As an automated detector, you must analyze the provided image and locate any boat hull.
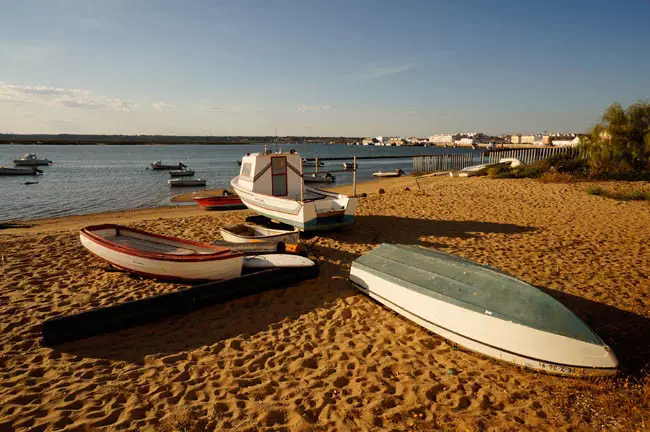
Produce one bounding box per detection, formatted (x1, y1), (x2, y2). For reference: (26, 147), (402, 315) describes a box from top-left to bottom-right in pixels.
(350, 245), (618, 377)
(168, 179), (206, 187)
(231, 177), (357, 231)
(220, 223), (299, 244)
(0, 168), (41, 175)
(13, 160), (51, 166)
(80, 225), (243, 282)
(194, 196), (246, 210)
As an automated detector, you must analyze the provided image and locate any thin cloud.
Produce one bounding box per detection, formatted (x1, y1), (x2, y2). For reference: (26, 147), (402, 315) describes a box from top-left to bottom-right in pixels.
(360, 62), (416, 79)
(200, 104), (260, 113)
(297, 105), (331, 112)
(0, 81), (135, 111)
(152, 101), (176, 111)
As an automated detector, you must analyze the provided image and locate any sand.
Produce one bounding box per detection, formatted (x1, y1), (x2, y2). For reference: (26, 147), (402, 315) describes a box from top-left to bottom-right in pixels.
(1, 176), (649, 431)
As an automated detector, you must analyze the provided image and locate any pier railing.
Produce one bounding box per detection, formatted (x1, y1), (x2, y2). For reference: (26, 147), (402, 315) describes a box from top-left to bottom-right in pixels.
(413, 147), (581, 174)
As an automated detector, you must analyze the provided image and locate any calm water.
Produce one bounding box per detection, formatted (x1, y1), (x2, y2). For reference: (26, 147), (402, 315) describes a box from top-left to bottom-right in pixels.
(0, 143), (477, 222)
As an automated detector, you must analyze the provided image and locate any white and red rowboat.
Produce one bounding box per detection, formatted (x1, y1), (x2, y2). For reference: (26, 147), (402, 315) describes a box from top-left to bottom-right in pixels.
(193, 195), (247, 210)
(79, 224), (244, 282)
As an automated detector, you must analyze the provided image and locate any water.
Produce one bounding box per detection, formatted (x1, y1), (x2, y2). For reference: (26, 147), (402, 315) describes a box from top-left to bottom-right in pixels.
(0, 143), (478, 222)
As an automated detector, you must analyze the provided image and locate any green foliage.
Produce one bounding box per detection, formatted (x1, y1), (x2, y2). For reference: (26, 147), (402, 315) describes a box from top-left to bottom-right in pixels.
(582, 101), (650, 176)
(586, 185), (606, 196)
(585, 185), (650, 201)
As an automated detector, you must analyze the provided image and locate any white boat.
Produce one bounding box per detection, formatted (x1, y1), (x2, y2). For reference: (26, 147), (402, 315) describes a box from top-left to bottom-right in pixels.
(350, 244), (618, 376)
(220, 223), (299, 244)
(231, 150), (358, 231)
(302, 159), (324, 167)
(79, 224), (244, 281)
(243, 254), (315, 269)
(168, 178), (206, 187)
(0, 166), (43, 176)
(169, 169), (195, 177)
(372, 168), (404, 178)
(303, 172), (335, 183)
(13, 153), (52, 166)
(342, 162), (358, 170)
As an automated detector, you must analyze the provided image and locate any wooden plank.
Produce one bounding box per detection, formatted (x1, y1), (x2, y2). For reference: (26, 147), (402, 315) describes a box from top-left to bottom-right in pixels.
(41, 266), (320, 346)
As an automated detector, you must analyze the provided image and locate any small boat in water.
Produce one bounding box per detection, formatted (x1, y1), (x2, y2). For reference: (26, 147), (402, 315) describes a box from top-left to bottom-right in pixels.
(0, 166), (43, 176)
(231, 150), (358, 231)
(194, 192), (246, 210)
(303, 172), (335, 183)
(220, 223), (300, 244)
(350, 244), (618, 376)
(13, 153), (52, 166)
(343, 162), (358, 170)
(372, 168), (404, 178)
(168, 178), (206, 187)
(150, 161), (186, 170)
(169, 169), (195, 177)
(302, 158), (324, 167)
(79, 224), (244, 281)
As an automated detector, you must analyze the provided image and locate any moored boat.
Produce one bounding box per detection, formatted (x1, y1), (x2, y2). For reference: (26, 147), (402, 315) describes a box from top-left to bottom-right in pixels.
(342, 162), (358, 170)
(169, 169), (195, 177)
(0, 166), (43, 176)
(194, 193), (246, 210)
(231, 150), (358, 231)
(372, 168), (404, 178)
(350, 244), (618, 376)
(303, 172), (335, 183)
(220, 223), (299, 244)
(168, 178), (206, 187)
(150, 161), (186, 170)
(79, 224), (244, 281)
(13, 153), (52, 166)
(302, 158), (324, 167)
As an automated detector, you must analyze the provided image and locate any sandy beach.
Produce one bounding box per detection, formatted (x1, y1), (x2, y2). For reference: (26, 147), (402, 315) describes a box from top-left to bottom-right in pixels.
(1, 175), (649, 431)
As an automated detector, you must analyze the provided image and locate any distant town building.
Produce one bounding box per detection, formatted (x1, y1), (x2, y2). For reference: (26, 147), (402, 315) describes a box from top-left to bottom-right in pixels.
(428, 134), (458, 144)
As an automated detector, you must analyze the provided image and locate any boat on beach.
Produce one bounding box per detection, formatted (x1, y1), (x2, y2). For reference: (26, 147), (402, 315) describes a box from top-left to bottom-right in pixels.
(243, 254), (315, 269)
(303, 172), (335, 183)
(193, 193), (246, 210)
(372, 168), (404, 177)
(0, 166), (43, 176)
(220, 223), (300, 244)
(168, 178), (206, 187)
(349, 244), (618, 376)
(13, 153), (52, 166)
(231, 150), (359, 231)
(150, 161), (186, 170)
(79, 224), (244, 281)
(169, 169), (195, 177)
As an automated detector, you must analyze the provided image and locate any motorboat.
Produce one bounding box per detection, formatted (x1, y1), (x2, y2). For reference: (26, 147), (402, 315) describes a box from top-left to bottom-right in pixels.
(79, 224), (244, 281)
(231, 150), (358, 231)
(301, 158), (324, 167)
(372, 168), (404, 178)
(13, 153), (52, 166)
(303, 172), (335, 183)
(350, 244), (618, 376)
(169, 169), (195, 177)
(0, 166), (43, 176)
(194, 192), (246, 210)
(343, 162), (358, 170)
(150, 161), (186, 170)
(220, 223), (299, 244)
(168, 178), (206, 187)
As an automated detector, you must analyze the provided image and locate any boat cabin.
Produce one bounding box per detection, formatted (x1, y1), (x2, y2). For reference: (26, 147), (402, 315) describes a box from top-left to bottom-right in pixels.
(237, 150), (306, 200)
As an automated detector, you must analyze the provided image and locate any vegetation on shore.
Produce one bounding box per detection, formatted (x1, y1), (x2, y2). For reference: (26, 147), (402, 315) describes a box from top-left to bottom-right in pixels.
(487, 101), (650, 185)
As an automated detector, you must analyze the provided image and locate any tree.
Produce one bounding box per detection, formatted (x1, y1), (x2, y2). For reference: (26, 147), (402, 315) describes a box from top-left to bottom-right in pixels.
(582, 101), (650, 176)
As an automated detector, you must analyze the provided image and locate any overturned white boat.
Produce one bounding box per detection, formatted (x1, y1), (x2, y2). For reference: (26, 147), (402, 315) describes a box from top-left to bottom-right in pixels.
(350, 244), (618, 376)
(231, 150), (358, 231)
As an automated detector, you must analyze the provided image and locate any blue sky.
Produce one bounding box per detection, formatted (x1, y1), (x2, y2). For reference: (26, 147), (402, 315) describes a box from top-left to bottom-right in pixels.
(1, 0), (649, 136)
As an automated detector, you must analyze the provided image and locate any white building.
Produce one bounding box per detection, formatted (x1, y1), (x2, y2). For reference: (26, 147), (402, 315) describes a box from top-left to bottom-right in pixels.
(428, 134), (457, 144)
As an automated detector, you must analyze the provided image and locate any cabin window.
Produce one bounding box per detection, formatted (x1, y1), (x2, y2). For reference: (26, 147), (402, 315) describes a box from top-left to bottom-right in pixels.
(271, 156), (288, 196)
(241, 162), (252, 178)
